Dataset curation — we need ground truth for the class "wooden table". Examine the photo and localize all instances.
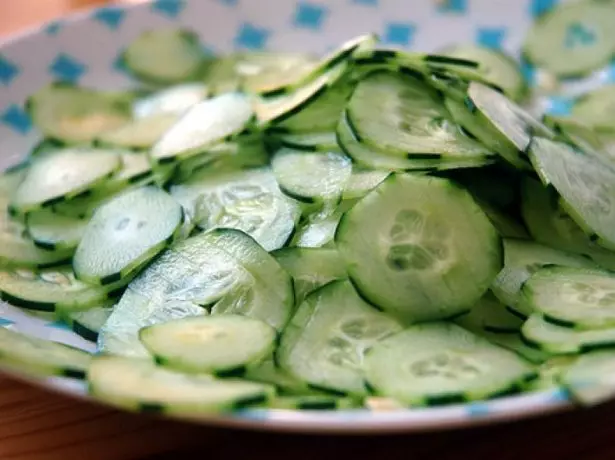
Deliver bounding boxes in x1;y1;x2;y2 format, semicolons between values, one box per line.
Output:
2;2;615;459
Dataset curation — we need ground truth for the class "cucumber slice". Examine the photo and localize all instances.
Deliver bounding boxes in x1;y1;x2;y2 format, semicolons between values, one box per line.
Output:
104;152;154;190
342;169;389;201
271;149;352;203
26;208;88;251
0;326;91;379
139;314;276;375
277;280;403;395
571;85;615;133
277;132;339;152
542;114;606;157
465;81;554;169
492;238;597;315
73;186;183;285
151;93;254;164
9;148;122;214
98;229;293;358
244;356;313;395
476;200;530;240
364;323;535;406
291;206;343;249
133;83;209;119
561;351;615;406
63;302;115;342
528;136;615;251
523;1;615;78
96;114;179;150
27;83;132;144
530;356;577;391
463;291;524;334
520;266;615;330
170;167;300;251
335;173;502;323
522;313;615;354
0;266;118;312
347;70;491;160
88;356;274;414
122;29;207;85
268;395;358;410
272;247;347;305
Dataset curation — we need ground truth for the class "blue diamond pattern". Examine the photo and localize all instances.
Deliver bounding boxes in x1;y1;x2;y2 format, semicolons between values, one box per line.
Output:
530;0;558;17
466;403;490;417
546;96;573;116
606;60;615;83
93;7;126;30
113;51;129;74
1;105;32;134
49;54;87;83
353;0;378;4
45;21;63;35
384;23;415;46
294;3;328;30
549;388;570;403
477;27;506;49
46;320;71;331
0;55;19;86
219;0;238;5
151;0;186;18
437;0;467;13
0;318;14;327
520;56;536;85
234;23;270;50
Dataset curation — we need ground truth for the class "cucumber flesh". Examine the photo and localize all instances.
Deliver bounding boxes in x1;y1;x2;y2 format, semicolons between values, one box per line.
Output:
97;114;179;151
63;302;115;343
277;132;339;152
133;83;209;119
26;208;88;252
571;85;615;133
562;351;615;406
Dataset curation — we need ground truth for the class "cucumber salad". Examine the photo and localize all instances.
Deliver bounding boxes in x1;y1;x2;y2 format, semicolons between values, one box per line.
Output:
3;1;615;416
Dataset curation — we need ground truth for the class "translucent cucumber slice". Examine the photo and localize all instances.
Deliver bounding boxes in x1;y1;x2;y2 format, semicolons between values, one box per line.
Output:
88;356;274;414
530;356;577;391
277;132;339;152
96;113;179;150
271;149;352;203
571;85;615;132
140;314;276;374
63;301;115;343
542;114;606;157
26;208;88;251
73;186;183;285
268;395;358;410
277;280;403;395
291;205;344;249
461;291;524;334
562;350;615;406
528;136;615;251
523;1;615;78
342;169;390;201
243;356;314;395
335;173;502;323
364;323;535;405
9;148;122;214
133;83;209;118
521;266;615;330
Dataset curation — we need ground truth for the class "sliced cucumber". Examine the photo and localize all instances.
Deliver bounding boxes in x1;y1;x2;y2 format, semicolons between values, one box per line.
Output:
277;132;339;152
26;208;88;251
522;314;615;354
272;247;347;305
520;266;615;330
562;350;615;406
542;114;606;157
571;85;615;133
271;149;352;203
9;148;122;214
523;1;615;78
140;314;276;375
133;83;209;119
531;356;577;391
364;323;534;406
268;395;358;410
73;186;183;285
243;356;313;395
62;302;115;342
122;29;207;85
88;356;274;414
0;326;91;379
342;169;389;201
97;113;179;150
528;136;615;251
463;291;524;334
278;280;403;395
151;93;254;164
291;206;343;249
27;83;132;144
335;173;501;323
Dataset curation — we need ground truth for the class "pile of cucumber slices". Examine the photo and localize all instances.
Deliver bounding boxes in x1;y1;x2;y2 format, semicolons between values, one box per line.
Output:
3;1;615;415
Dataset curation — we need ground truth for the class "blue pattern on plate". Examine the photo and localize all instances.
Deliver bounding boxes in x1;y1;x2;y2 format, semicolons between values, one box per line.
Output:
151;0;186;18
0;317;14;327
384;23;415;46
437;0;467;14
0;105;31;134
530;0;558;17
234;23;270;50
466;402;490;417
477;27;506;49
294;3;329;30
92;7;127;30
49;53;87;83
0;55;19;86
45;21;63;36
546;96;573;115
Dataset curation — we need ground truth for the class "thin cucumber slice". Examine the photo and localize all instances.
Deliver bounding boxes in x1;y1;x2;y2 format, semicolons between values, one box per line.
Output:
271;149;352;203
73;186;183;285
26;208;88;251
272;247;347;305
347;70;492;160
277;132;339;152
88;356;274;414
571;85;615;132
139;314;276;375
542;114;606;156
268;395;358;410
98;229;293;358
462;291;524;334
522;313;615;354
103;152;154;191
62;302;115;343
291;206;343;249
0;266;119;312
528;136;615;251
561;351;615;406
520;267;615;330
133;83;209;119
170;167;300;251
27;83;132;144
492;238;597;315
342;169;390;201
96;113;179;150
0;326;91;379
466;81;554;169
335;173;502;323
476;200;530;240
244;356;314;395
9;148;122;214
151;93;254;164
278;280;403;395
530;356;577;391
122;29;207;85
523;1;615;78
364;323;535;406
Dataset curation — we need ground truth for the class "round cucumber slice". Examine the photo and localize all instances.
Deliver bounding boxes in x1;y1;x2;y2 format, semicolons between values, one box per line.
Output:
277;131;339;152
562;350;615;406
73;186;183;285
139;314;276;374
335;173;502;323
63;302;115;343
269;395;358;410
571;85;615;133
523;1;615;78
96;114;179;151
26;208;88;251
364;323;535;405
133;83;209;119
